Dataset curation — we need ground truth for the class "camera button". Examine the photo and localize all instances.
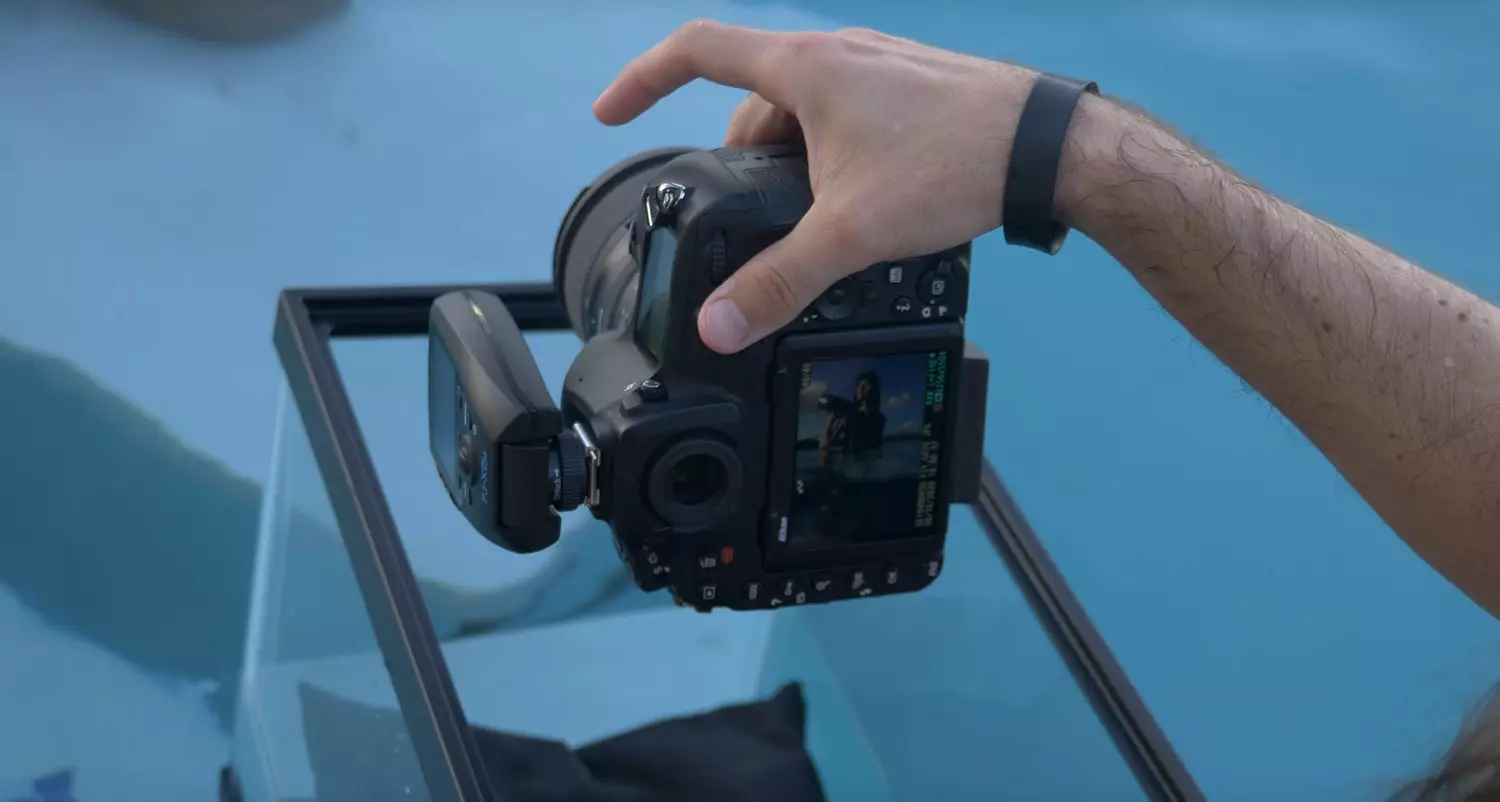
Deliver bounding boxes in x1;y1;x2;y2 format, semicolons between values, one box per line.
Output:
815;278;860;321
810;574;836;599
695;550;721;571
624;543;671;592
848;568;875;597
632;379;668;402
918;557;944;583
917;269;949;303
698;583;719;603
743;580;765;605
892;295;914;315
775;575;809;606
881;566;902;588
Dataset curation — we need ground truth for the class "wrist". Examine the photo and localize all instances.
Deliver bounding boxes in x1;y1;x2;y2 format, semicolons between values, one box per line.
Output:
1052;92;1205;244
1051;91;1130;237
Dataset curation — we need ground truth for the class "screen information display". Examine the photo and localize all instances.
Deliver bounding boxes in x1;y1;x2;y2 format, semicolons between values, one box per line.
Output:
783;348;949;551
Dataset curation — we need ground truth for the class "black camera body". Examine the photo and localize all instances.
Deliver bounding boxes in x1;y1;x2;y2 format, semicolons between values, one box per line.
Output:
430;145;989;612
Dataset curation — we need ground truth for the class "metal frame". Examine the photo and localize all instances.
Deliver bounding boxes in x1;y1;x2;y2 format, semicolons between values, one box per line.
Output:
271;282;1205;802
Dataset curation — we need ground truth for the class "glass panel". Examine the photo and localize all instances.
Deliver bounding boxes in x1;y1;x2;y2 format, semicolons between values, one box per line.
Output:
333;331;1143;800
764;506;1143;801
230;384;432;802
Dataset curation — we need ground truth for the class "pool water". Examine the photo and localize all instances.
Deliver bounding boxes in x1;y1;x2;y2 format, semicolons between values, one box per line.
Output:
2;1;1498;800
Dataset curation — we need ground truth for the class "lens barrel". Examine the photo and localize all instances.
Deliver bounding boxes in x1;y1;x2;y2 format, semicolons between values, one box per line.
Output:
553;147;693;341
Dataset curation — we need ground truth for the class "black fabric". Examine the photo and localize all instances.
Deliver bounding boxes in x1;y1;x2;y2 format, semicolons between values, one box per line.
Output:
297;682;826;802
1002;73;1100;254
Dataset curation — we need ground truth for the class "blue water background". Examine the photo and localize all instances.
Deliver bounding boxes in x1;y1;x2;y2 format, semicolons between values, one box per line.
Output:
2;0;1499;799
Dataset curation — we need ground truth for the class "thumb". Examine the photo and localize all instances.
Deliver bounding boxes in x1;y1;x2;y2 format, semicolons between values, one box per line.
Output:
697;206;870;353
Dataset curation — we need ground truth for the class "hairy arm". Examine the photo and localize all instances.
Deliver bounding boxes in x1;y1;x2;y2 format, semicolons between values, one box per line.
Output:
1057;93;1500;616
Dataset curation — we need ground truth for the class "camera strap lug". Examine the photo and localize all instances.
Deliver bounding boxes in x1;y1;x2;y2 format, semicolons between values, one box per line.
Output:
642;181;688;230
571;421;603;508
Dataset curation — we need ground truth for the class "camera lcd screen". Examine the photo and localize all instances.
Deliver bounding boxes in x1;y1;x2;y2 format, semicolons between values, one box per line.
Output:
634;226;678;360
429;335;460;492
784;348;951;552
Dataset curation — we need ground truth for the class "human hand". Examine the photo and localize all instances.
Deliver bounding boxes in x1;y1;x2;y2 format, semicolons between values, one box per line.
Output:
592;22;1042;353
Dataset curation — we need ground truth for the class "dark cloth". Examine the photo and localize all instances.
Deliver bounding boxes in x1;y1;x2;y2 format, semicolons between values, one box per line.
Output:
297;682;826;802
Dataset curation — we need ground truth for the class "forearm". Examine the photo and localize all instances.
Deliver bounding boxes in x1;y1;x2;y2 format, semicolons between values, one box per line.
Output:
1056;93;1500;615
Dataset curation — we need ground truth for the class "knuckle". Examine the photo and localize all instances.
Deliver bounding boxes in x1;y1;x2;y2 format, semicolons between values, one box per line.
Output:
668;18;717;50
834;26;881;41
728;95;755;120
680;18;719;37
779;31;841;69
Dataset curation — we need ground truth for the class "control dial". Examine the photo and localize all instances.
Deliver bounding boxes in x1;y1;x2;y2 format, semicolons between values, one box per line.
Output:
815;277;861;320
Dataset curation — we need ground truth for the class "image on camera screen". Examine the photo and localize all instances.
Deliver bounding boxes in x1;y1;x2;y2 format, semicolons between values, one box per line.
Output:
784;349;949;551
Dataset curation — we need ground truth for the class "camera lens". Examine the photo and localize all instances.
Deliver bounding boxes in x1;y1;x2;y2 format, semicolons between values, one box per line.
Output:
553;147;694;341
670;453;725;506
646;438;742;533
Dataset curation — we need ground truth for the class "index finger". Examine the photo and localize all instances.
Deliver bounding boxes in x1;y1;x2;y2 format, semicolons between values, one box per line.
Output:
593;20;790;126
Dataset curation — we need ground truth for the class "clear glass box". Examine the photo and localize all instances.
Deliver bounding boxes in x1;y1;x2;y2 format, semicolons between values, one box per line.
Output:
224;285;1192;802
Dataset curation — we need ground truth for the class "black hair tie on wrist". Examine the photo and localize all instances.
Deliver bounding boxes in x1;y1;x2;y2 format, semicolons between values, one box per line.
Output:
1002;73;1099;254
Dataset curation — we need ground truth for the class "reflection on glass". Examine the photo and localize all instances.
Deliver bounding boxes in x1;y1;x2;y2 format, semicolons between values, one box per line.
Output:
418;507;1147;801
231;385;432;802
776;506;1144;800
100;0;348;45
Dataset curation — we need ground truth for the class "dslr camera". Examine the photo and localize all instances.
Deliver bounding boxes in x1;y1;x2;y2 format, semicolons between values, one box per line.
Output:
428;145;989;612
